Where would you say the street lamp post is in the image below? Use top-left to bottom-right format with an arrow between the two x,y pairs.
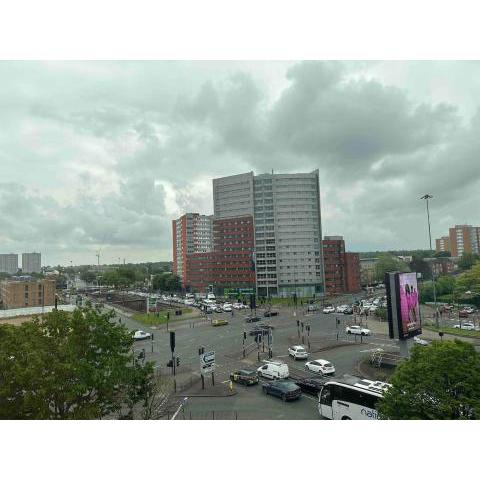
421,194 -> 438,326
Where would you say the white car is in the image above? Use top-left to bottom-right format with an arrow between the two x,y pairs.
463,307 -> 475,314
132,330 -> 152,341
369,305 -> 378,313
413,336 -> 429,346
453,322 -> 475,331
304,359 -> 335,376
288,345 -> 309,360
323,306 -> 335,314
184,298 -> 195,306
233,303 -> 243,309
336,305 -> 348,313
222,303 -> 233,312
345,325 -> 371,336
207,293 -> 216,300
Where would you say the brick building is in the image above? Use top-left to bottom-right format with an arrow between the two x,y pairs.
172,213 -> 213,289
436,224 -> 480,257
185,215 -> 255,294
0,278 -> 56,309
322,236 -> 361,295
345,252 -> 361,293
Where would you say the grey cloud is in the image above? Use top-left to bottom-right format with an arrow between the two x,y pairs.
0,61 -> 479,264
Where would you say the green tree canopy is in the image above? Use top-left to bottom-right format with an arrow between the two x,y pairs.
458,252 -> 480,271
0,307 -> 154,419
378,340 -> 480,419
375,254 -> 410,282
152,273 -> 181,292
434,250 -> 452,258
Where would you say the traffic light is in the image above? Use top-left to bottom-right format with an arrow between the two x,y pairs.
170,331 -> 175,352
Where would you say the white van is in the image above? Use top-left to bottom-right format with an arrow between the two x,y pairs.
207,293 -> 216,300
257,361 -> 289,380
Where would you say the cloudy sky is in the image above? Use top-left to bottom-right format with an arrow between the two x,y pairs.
1,60 -> 479,266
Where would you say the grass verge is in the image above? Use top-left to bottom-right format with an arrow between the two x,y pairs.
133,308 -> 192,326
424,325 -> 480,339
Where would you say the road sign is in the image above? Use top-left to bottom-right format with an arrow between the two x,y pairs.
200,350 -> 215,375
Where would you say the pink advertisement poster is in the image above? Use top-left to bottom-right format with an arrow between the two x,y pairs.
398,272 -> 421,336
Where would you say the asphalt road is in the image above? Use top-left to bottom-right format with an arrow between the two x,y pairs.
98,300 -> 400,420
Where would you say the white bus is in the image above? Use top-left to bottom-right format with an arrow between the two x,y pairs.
318,376 -> 391,420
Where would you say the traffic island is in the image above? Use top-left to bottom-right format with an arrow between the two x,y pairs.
176,382 -> 238,398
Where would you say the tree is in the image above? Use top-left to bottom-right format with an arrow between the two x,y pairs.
375,254 -> 410,282
458,252 -> 480,271
0,306 -> 155,419
409,255 -> 431,280
434,251 -> 451,258
378,340 -> 480,419
153,273 -> 181,292
80,269 -> 97,284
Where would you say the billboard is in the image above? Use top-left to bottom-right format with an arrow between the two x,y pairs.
386,272 -> 422,340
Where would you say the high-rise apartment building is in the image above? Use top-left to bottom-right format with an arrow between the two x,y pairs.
22,252 -> 41,274
0,254 -> 19,275
435,236 -> 450,253
213,170 -> 325,297
436,225 -> 480,257
172,213 -> 213,288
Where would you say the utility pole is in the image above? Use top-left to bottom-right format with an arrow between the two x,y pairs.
421,194 -> 438,326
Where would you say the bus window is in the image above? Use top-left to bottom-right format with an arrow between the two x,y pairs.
320,385 -> 332,406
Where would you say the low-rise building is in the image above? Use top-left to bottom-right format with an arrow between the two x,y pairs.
424,257 -> 459,276
0,278 -> 56,309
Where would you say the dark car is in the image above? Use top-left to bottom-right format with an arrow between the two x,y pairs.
230,369 -> 259,386
263,310 -> 279,317
245,315 -> 261,323
343,306 -> 354,315
294,377 -> 327,396
262,380 -> 302,401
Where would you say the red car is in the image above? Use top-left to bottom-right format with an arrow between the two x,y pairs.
459,310 -> 470,318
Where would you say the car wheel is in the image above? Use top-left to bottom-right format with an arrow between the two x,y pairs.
341,416 -> 352,420
361,332 -> 365,336
347,330 -> 351,334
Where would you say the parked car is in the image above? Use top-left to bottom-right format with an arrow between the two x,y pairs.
262,380 -> 301,401
132,330 -> 152,341
307,304 -> 319,312
263,309 -> 279,317
245,315 -> 261,323
336,305 -> 348,313
233,303 -> 245,309
294,377 -> 327,395
345,325 -> 371,336
459,309 -> 470,318
463,306 -> 475,314
304,359 -> 335,376
453,322 -> 475,330
213,305 -> 223,313
413,336 -> 430,346
222,303 -> 233,312
212,318 -> 229,327
229,369 -> 259,386
343,306 -> 354,315
323,306 -> 335,314
207,293 -> 216,300
288,345 -> 309,360
257,361 -> 289,379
